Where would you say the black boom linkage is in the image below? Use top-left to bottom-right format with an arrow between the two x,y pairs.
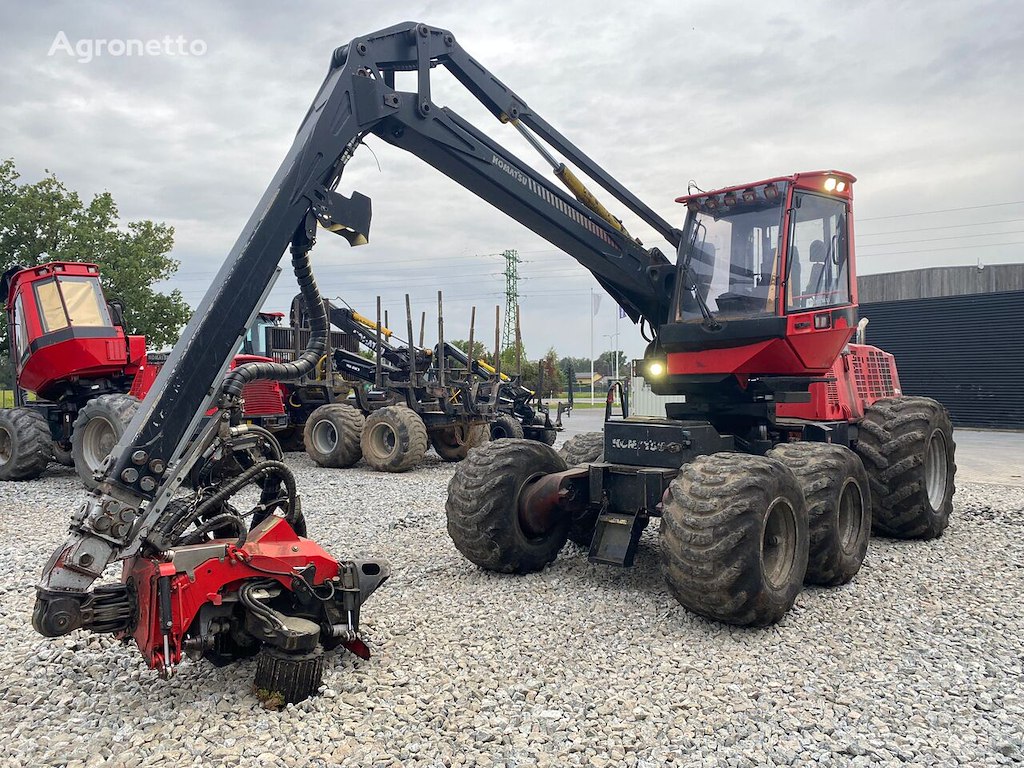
34,22 -> 680,630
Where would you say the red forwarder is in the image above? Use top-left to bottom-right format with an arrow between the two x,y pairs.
0,261 -> 286,486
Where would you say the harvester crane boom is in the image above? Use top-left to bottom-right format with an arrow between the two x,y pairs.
33,21 -> 679,638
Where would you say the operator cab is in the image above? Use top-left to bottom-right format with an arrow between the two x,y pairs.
654,171 -> 857,384
1,262 -> 135,399
240,311 -> 284,357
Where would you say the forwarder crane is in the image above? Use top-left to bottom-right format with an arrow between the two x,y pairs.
32,22 -> 955,707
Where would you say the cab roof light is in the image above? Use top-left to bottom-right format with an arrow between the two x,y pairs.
763,184 -> 779,201
723,193 -> 737,207
704,196 -> 718,210
836,181 -> 847,192
741,188 -> 756,203
824,177 -> 838,192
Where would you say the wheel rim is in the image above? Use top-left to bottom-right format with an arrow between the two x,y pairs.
82,416 -> 118,471
369,422 -> 398,457
925,429 -> 949,509
310,420 -> 338,454
762,497 -> 799,590
0,426 -> 11,466
836,479 -> 865,555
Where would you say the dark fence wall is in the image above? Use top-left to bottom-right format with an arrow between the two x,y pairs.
859,291 -> 1024,429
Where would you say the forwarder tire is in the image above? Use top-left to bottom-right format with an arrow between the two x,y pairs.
72,394 -> 139,489
558,431 -> 604,465
0,407 -> 52,481
854,396 -> 956,540
446,439 -> 569,573
304,404 -> 364,468
767,443 -> 871,586
660,453 -> 809,627
431,422 -> 489,462
361,405 -> 428,473
490,414 -> 524,440
534,416 -> 557,446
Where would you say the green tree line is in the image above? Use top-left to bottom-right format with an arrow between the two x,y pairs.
0,160 -> 191,386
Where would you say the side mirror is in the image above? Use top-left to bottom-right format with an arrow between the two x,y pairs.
108,300 -> 125,327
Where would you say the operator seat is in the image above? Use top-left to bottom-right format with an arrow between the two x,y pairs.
806,240 -> 827,298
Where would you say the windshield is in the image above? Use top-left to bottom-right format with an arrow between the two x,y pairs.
241,317 -> 272,356
673,187 -> 787,323
34,276 -> 110,332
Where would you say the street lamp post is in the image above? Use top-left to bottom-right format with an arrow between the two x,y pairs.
602,332 -> 621,379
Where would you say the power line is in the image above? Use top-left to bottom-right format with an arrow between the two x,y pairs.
858,230 -> 1024,248
858,200 -> 1024,222
858,241 -> 1024,258
858,217 -> 1024,237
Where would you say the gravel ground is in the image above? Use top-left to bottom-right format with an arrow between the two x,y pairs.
1,444 -> 1023,767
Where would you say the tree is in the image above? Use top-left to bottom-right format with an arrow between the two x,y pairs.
596,350 -> 622,378
450,338 -> 490,361
0,160 -> 191,359
537,347 -> 566,397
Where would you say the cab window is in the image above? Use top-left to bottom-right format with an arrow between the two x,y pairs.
34,279 -> 68,332
34,276 -> 111,332
13,293 -> 29,363
60,277 -> 108,326
786,192 -> 851,311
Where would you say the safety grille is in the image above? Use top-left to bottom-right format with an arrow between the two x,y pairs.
266,326 -> 357,362
241,380 -> 285,417
825,378 -> 840,408
852,348 -> 897,401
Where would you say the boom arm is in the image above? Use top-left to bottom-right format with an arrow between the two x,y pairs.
33,22 -> 679,634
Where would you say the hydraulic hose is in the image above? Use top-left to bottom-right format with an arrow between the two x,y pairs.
219,232 -> 328,402
177,512 -> 246,546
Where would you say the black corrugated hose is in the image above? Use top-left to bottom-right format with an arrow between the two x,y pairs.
219,234 -> 328,401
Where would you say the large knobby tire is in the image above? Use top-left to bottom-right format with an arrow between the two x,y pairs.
71,394 -> 139,489
558,431 -> 604,465
0,408 -> 52,481
854,396 -> 956,539
490,414 -> 525,440
446,439 -> 569,573
660,453 -> 809,627
431,422 -> 489,462
767,442 -> 871,586
361,405 -> 428,473
304,403 -> 364,468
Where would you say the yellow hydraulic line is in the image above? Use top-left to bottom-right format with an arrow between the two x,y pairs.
554,165 -> 631,238
351,310 -> 393,339
475,358 -> 511,381
509,118 -> 631,239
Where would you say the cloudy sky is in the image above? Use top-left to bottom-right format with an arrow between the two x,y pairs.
2,1 -> 1022,362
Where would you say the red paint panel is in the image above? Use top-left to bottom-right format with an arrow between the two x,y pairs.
21,337 -> 128,397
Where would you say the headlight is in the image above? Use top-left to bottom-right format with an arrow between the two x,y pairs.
646,360 -> 665,377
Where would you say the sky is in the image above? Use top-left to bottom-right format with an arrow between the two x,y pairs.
1,0 -> 1022,362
